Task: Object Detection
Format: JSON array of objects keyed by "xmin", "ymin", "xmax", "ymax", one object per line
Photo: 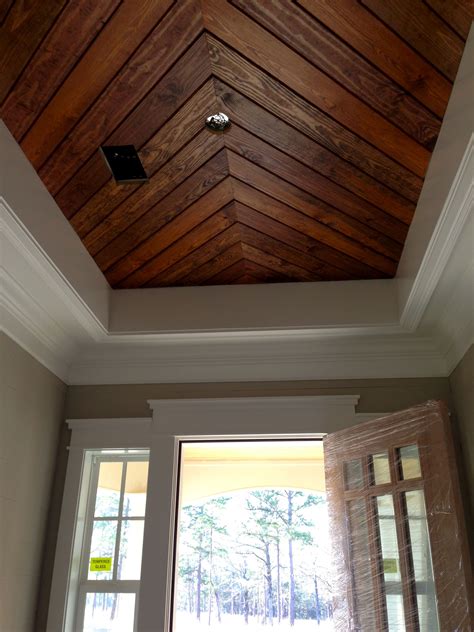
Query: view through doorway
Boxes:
[{"xmin": 173, "ymin": 440, "xmax": 334, "ymax": 631}]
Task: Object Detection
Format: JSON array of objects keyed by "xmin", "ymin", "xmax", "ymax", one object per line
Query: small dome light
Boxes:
[{"xmin": 205, "ymin": 112, "xmax": 231, "ymax": 132}]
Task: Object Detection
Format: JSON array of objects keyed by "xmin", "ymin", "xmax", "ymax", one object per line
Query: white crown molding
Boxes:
[{"xmin": 400, "ymin": 134, "xmax": 474, "ymax": 332}]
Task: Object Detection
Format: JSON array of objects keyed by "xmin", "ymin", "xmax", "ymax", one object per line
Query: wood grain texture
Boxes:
[
  {"xmin": 4, "ymin": 0, "xmax": 467, "ymax": 287},
  {"xmin": 232, "ymin": 180, "xmax": 386, "ymax": 279},
  {"xmin": 114, "ymin": 205, "xmax": 237, "ymax": 288},
  {"xmin": 67, "ymin": 81, "xmax": 218, "ymax": 230},
  {"xmin": 225, "ymin": 124, "xmax": 409, "ymax": 243},
  {"xmin": 215, "ymin": 81, "xmax": 415, "ymax": 223},
  {"xmin": 208, "ymin": 38, "xmax": 424, "ymax": 200},
  {"xmin": 202, "ymin": 0, "xmax": 430, "ymax": 176},
  {"xmin": 0, "ymin": 0, "xmax": 120, "ymax": 139},
  {"xmin": 95, "ymin": 157, "xmax": 231, "ymax": 278},
  {"xmin": 20, "ymin": 0, "xmax": 174, "ymax": 168},
  {"xmin": 362, "ymin": 0, "xmax": 465, "ymax": 81},
  {"xmin": 426, "ymin": 0, "xmax": 473, "ymax": 39},
  {"xmin": 228, "ymin": 152, "xmax": 399, "ymax": 272},
  {"xmin": 297, "ymin": 0, "xmax": 452, "ymax": 118},
  {"xmin": 0, "ymin": 0, "xmax": 67, "ymax": 104},
  {"xmin": 40, "ymin": 15, "xmax": 208, "ymax": 195},
  {"xmin": 156, "ymin": 226, "xmax": 243, "ymax": 286},
  {"xmin": 231, "ymin": 0, "xmax": 441, "ymax": 148}
]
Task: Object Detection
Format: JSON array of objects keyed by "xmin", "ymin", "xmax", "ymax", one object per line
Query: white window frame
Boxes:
[{"xmin": 48, "ymin": 396, "xmax": 371, "ymax": 632}]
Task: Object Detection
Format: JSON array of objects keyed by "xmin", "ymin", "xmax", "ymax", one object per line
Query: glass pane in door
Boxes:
[
  {"xmin": 375, "ymin": 494, "xmax": 405, "ymax": 631},
  {"xmin": 83, "ymin": 593, "xmax": 135, "ymax": 631},
  {"xmin": 404, "ymin": 490, "xmax": 439, "ymax": 631}
]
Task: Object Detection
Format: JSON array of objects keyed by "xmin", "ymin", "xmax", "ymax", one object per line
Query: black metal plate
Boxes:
[{"xmin": 100, "ymin": 145, "xmax": 148, "ymax": 184}]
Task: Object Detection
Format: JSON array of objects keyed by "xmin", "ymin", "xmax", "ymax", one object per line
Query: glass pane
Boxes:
[
  {"xmin": 375, "ymin": 494, "xmax": 405, "ymax": 631},
  {"xmin": 83, "ymin": 593, "xmax": 135, "ymax": 631},
  {"xmin": 344, "ymin": 458, "xmax": 364, "ymax": 490},
  {"xmin": 405, "ymin": 490, "xmax": 439, "ymax": 631},
  {"xmin": 123, "ymin": 461, "xmax": 149, "ymax": 517},
  {"xmin": 95, "ymin": 462, "xmax": 123, "ymax": 517},
  {"xmin": 370, "ymin": 452, "xmax": 391, "ymax": 485},
  {"xmin": 118, "ymin": 520, "xmax": 145, "ymax": 580},
  {"xmin": 88, "ymin": 520, "xmax": 117, "ymax": 580},
  {"xmin": 399, "ymin": 444, "xmax": 422, "ymax": 480},
  {"xmin": 347, "ymin": 498, "xmax": 376, "ymax": 629}
]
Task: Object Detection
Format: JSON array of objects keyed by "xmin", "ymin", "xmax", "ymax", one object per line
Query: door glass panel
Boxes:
[
  {"xmin": 83, "ymin": 593, "xmax": 135, "ymax": 631},
  {"xmin": 347, "ymin": 498, "xmax": 376, "ymax": 629},
  {"xmin": 344, "ymin": 459, "xmax": 364, "ymax": 490},
  {"xmin": 375, "ymin": 494, "xmax": 405, "ymax": 631},
  {"xmin": 123, "ymin": 461, "xmax": 149, "ymax": 517},
  {"xmin": 117, "ymin": 520, "xmax": 145, "ymax": 580},
  {"xmin": 404, "ymin": 490, "xmax": 439, "ymax": 631},
  {"xmin": 88, "ymin": 520, "xmax": 117, "ymax": 580},
  {"xmin": 398, "ymin": 444, "xmax": 422, "ymax": 480},
  {"xmin": 95, "ymin": 462, "xmax": 123, "ymax": 517},
  {"xmin": 370, "ymin": 452, "xmax": 391, "ymax": 485}
]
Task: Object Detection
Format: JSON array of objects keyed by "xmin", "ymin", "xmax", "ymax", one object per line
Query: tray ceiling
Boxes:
[{"xmin": 0, "ymin": 0, "xmax": 471, "ymax": 288}]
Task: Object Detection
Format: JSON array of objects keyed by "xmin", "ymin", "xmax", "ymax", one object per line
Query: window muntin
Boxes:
[{"xmin": 74, "ymin": 452, "xmax": 149, "ymax": 632}]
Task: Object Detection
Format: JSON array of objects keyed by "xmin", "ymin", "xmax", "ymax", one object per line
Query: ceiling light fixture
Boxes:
[{"xmin": 205, "ymin": 112, "xmax": 231, "ymax": 132}]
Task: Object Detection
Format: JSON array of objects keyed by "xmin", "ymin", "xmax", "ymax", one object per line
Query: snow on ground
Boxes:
[{"xmin": 174, "ymin": 612, "xmax": 335, "ymax": 632}]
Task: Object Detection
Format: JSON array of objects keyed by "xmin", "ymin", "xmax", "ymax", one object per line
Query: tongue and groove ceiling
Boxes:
[{"xmin": 0, "ymin": 0, "xmax": 471, "ymax": 288}]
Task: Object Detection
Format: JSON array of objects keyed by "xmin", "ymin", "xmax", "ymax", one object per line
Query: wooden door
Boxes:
[{"xmin": 324, "ymin": 401, "xmax": 473, "ymax": 631}]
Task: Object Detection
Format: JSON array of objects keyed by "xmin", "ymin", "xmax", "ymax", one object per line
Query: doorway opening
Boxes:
[{"xmin": 172, "ymin": 440, "xmax": 335, "ymax": 631}]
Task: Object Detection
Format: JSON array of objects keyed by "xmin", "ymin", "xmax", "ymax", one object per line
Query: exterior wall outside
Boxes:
[
  {"xmin": 449, "ymin": 344, "xmax": 474, "ymax": 539},
  {"xmin": 0, "ymin": 333, "xmax": 66, "ymax": 632}
]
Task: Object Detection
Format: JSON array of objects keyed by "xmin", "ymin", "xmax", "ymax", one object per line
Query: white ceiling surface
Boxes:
[{"xmin": 0, "ymin": 29, "xmax": 473, "ymax": 385}]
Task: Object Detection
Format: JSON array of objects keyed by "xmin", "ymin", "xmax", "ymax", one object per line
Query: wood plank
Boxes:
[
  {"xmin": 63, "ymin": 81, "xmax": 217, "ymax": 223},
  {"xmin": 0, "ymin": 0, "xmax": 67, "ymax": 104},
  {"xmin": 232, "ymin": 274, "xmax": 261, "ymax": 285},
  {"xmin": 239, "ymin": 225, "xmax": 326, "ymax": 280},
  {"xmin": 0, "ymin": 0, "xmax": 120, "ymax": 139},
  {"xmin": 232, "ymin": 179, "xmax": 387, "ymax": 279},
  {"xmin": 361, "ymin": 0, "xmax": 464, "ymax": 81},
  {"xmin": 242, "ymin": 244, "xmax": 314, "ymax": 281},
  {"xmin": 231, "ymin": 0, "xmax": 441, "ymax": 148},
  {"xmin": 215, "ymin": 81, "xmax": 415, "ymax": 223},
  {"xmin": 426, "ymin": 0, "xmax": 473, "ymax": 39},
  {"xmin": 235, "ymin": 204, "xmax": 349, "ymax": 281},
  {"xmin": 242, "ymin": 260, "xmax": 298, "ymax": 284},
  {"xmin": 177, "ymin": 240, "xmax": 244, "ymax": 286},
  {"xmin": 228, "ymin": 152, "xmax": 401, "ymax": 269},
  {"xmin": 209, "ymin": 39, "xmax": 423, "ymax": 201},
  {"xmin": 297, "ymin": 0, "xmax": 452, "ymax": 118},
  {"xmin": 39, "ymin": 8, "xmax": 208, "ymax": 195},
  {"xmin": 0, "ymin": 1, "xmax": 14, "ymax": 25},
  {"xmin": 150, "ymin": 224, "xmax": 242, "ymax": 286},
  {"xmin": 202, "ymin": 0, "xmax": 430, "ymax": 177},
  {"xmin": 73, "ymin": 127, "xmax": 223, "ymax": 242},
  {"xmin": 20, "ymin": 0, "xmax": 174, "ymax": 168},
  {"xmin": 204, "ymin": 259, "xmax": 248, "ymax": 285},
  {"xmin": 114, "ymin": 207, "xmax": 237, "ymax": 288},
  {"xmin": 225, "ymin": 124, "xmax": 408, "ymax": 243},
  {"xmin": 92, "ymin": 158, "xmax": 231, "ymax": 273}
]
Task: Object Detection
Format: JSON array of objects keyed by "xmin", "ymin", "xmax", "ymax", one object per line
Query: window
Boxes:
[{"xmin": 74, "ymin": 452, "xmax": 149, "ymax": 632}]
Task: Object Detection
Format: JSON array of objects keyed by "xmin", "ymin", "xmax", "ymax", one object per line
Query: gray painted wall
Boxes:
[
  {"xmin": 449, "ymin": 345, "xmax": 474, "ymax": 530},
  {"xmin": 0, "ymin": 334, "xmax": 66, "ymax": 632}
]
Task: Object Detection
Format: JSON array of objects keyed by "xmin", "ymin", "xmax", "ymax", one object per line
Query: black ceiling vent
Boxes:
[{"xmin": 100, "ymin": 145, "xmax": 148, "ymax": 184}]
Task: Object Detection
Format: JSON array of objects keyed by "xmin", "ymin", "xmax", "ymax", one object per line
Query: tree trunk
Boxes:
[
  {"xmin": 314, "ymin": 574, "xmax": 321, "ymax": 625},
  {"xmin": 208, "ymin": 527, "xmax": 213, "ymax": 625},
  {"xmin": 196, "ymin": 534, "xmax": 203, "ymax": 620},
  {"xmin": 276, "ymin": 539, "xmax": 282, "ymax": 622},
  {"xmin": 288, "ymin": 492, "xmax": 296, "ymax": 627},
  {"xmin": 264, "ymin": 542, "xmax": 274, "ymax": 625}
]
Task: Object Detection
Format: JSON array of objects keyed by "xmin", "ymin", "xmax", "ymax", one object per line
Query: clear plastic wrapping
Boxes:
[{"xmin": 324, "ymin": 400, "xmax": 473, "ymax": 631}]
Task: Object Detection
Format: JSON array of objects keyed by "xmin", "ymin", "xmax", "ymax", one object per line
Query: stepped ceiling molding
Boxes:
[
  {"xmin": 0, "ymin": 0, "xmax": 472, "ymax": 287},
  {"xmin": 0, "ymin": 4, "xmax": 473, "ymax": 385}
]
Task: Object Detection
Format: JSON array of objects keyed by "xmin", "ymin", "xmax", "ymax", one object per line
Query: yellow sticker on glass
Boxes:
[
  {"xmin": 383, "ymin": 558, "xmax": 398, "ymax": 574},
  {"xmin": 90, "ymin": 557, "xmax": 112, "ymax": 572}
]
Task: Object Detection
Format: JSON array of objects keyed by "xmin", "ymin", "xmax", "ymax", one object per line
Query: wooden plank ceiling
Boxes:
[{"xmin": 1, "ymin": 0, "xmax": 472, "ymax": 288}]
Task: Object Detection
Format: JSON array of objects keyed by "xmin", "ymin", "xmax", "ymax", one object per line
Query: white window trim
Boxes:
[{"xmin": 48, "ymin": 395, "xmax": 377, "ymax": 632}]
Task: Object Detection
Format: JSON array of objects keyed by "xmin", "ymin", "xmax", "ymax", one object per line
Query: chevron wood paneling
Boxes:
[{"xmin": 1, "ymin": 0, "xmax": 472, "ymax": 287}]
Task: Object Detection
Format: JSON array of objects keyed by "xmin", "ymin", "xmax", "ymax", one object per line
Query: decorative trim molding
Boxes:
[{"xmin": 400, "ymin": 134, "xmax": 474, "ymax": 331}]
